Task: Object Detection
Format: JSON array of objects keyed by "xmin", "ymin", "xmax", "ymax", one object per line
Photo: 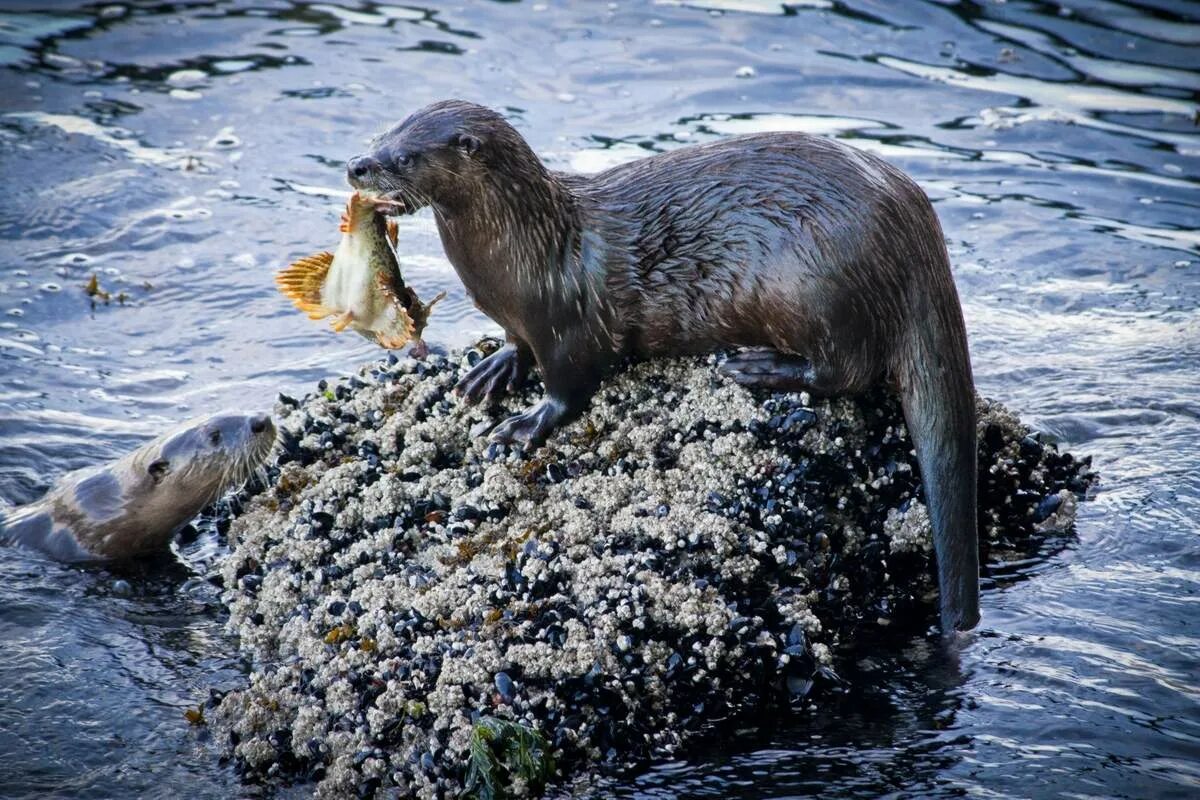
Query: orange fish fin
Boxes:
[
  {"xmin": 370, "ymin": 273, "xmax": 417, "ymax": 348},
  {"xmin": 301, "ymin": 304, "xmax": 336, "ymax": 320},
  {"xmin": 276, "ymin": 252, "xmax": 333, "ymax": 311},
  {"xmin": 339, "ymin": 191, "xmax": 370, "ymax": 233},
  {"xmin": 385, "ymin": 219, "xmax": 398, "ymax": 249},
  {"xmin": 401, "ymin": 306, "xmax": 416, "ymax": 340},
  {"xmin": 389, "ymin": 301, "xmax": 418, "ymax": 344},
  {"xmin": 329, "ymin": 310, "xmax": 355, "ymax": 333},
  {"xmin": 375, "ymin": 331, "xmax": 411, "ymax": 350},
  {"xmin": 338, "ymin": 192, "xmax": 354, "ymax": 233}
]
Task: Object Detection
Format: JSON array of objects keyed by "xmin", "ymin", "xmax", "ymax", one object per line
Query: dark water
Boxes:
[{"xmin": 0, "ymin": 0, "xmax": 1196, "ymax": 797}]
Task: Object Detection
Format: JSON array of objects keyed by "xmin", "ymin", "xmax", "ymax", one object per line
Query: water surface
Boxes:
[{"xmin": 0, "ymin": 1, "xmax": 1197, "ymax": 797}]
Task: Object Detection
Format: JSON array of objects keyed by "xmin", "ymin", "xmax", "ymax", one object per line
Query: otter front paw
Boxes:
[
  {"xmin": 489, "ymin": 398, "xmax": 567, "ymax": 446},
  {"xmin": 454, "ymin": 344, "xmax": 530, "ymax": 403}
]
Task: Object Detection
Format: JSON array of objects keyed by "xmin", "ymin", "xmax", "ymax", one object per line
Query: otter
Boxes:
[
  {"xmin": 347, "ymin": 100, "xmax": 979, "ymax": 632},
  {"xmin": 1, "ymin": 411, "xmax": 275, "ymax": 562}
]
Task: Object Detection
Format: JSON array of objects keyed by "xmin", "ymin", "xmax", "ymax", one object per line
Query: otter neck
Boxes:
[{"xmin": 433, "ymin": 166, "xmax": 582, "ymax": 337}]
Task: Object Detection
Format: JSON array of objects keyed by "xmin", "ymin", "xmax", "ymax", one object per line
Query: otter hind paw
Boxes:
[
  {"xmin": 489, "ymin": 398, "xmax": 567, "ymax": 447},
  {"xmin": 454, "ymin": 344, "xmax": 530, "ymax": 404},
  {"xmin": 720, "ymin": 349, "xmax": 828, "ymax": 394}
]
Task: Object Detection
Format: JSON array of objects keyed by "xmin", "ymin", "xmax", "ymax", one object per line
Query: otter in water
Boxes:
[
  {"xmin": 346, "ymin": 100, "xmax": 979, "ymax": 632},
  {"xmin": 1, "ymin": 411, "xmax": 275, "ymax": 562}
]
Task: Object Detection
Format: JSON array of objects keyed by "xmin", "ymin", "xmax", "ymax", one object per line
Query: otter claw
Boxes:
[
  {"xmin": 489, "ymin": 398, "xmax": 567, "ymax": 446},
  {"xmin": 454, "ymin": 344, "xmax": 529, "ymax": 404},
  {"xmin": 469, "ymin": 418, "xmax": 498, "ymax": 438}
]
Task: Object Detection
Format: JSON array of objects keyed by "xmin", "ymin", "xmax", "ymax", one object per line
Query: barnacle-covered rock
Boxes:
[{"xmin": 211, "ymin": 342, "xmax": 1095, "ymax": 798}]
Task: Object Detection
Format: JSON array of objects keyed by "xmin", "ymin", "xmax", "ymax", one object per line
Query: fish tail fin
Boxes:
[
  {"xmin": 424, "ymin": 290, "xmax": 447, "ymax": 311},
  {"xmin": 410, "ymin": 290, "xmax": 446, "ymax": 335}
]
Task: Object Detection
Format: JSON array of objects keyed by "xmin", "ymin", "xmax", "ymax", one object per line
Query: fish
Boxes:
[{"xmin": 275, "ymin": 191, "xmax": 444, "ymax": 351}]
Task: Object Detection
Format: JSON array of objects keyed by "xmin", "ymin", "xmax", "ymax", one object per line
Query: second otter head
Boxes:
[
  {"xmin": 347, "ymin": 100, "xmax": 542, "ymax": 216},
  {"xmin": 130, "ymin": 411, "xmax": 277, "ymax": 519},
  {"xmin": 66, "ymin": 411, "xmax": 277, "ymax": 560}
]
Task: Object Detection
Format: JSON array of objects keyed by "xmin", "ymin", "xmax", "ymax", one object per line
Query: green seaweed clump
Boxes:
[{"xmin": 463, "ymin": 717, "xmax": 555, "ymax": 799}]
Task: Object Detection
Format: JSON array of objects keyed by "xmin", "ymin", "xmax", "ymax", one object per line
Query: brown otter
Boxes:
[
  {"xmin": 347, "ymin": 100, "xmax": 979, "ymax": 632},
  {"xmin": 1, "ymin": 411, "xmax": 276, "ymax": 562}
]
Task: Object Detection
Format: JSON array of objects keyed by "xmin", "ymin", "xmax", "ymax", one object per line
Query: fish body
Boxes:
[{"xmin": 276, "ymin": 192, "xmax": 443, "ymax": 349}]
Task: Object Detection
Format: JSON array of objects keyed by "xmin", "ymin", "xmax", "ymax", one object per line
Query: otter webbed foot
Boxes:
[
  {"xmin": 721, "ymin": 349, "xmax": 835, "ymax": 395},
  {"xmin": 489, "ymin": 398, "xmax": 569, "ymax": 447},
  {"xmin": 455, "ymin": 344, "xmax": 531, "ymax": 403}
]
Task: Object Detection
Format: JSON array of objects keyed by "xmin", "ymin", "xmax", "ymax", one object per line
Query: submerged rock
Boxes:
[{"xmin": 212, "ymin": 341, "xmax": 1095, "ymax": 798}]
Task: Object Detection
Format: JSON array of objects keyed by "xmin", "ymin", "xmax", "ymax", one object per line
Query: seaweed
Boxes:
[{"xmin": 464, "ymin": 717, "xmax": 555, "ymax": 800}]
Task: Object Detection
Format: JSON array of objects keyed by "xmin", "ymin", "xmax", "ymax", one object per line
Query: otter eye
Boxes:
[
  {"xmin": 395, "ymin": 152, "xmax": 414, "ymax": 168},
  {"xmin": 148, "ymin": 459, "xmax": 170, "ymax": 482},
  {"xmin": 209, "ymin": 430, "xmax": 222, "ymax": 446}
]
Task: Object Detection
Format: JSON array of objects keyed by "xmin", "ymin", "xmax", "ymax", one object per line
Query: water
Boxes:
[{"xmin": 0, "ymin": 0, "xmax": 1196, "ymax": 797}]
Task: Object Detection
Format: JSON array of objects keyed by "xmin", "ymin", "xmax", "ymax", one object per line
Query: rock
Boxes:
[{"xmin": 209, "ymin": 347, "xmax": 1094, "ymax": 798}]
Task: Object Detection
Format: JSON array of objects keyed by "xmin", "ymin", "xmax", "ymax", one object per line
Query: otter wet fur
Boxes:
[
  {"xmin": 276, "ymin": 191, "xmax": 444, "ymax": 350},
  {"xmin": 347, "ymin": 100, "xmax": 979, "ymax": 632},
  {"xmin": 0, "ymin": 412, "xmax": 276, "ymax": 562}
]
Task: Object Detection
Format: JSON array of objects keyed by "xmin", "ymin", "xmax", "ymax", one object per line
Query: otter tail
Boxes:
[{"xmin": 896, "ymin": 288, "xmax": 980, "ymax": 632}]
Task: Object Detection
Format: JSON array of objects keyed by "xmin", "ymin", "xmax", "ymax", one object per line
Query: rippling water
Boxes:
[{"xmin": 0, "ymin": 1, "xmax": 1196, "ymax": 797}]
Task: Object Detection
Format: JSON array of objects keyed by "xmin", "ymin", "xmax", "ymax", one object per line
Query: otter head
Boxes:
[
  {"xmin": 67, "ymin": 411, "xmax": 276, "ymax": 559},
  {"xmin": 346, "ymin": 100, "xmax": 543, "ymax": 216}
]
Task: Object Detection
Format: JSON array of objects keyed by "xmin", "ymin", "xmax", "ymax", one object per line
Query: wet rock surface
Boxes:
[{"xmin": 212, "ymin": 340, "xmax": 1094, "ymax": 798}]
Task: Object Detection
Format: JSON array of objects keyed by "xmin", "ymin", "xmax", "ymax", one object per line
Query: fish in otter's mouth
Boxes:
[
  {"xmin": 364, "ymin": 192, "xmax": 417, "ymax": 217},
  {"xmin": 275, "ymin": 192, "xmax": 444, "ymax": 351}
]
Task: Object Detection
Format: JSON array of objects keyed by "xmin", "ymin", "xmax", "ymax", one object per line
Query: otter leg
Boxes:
[
  {"xmin": 720, "ymin": 348, "xmax": 845, "ymax": 396},
  {"xmin": 455, "ymin": 340, "xmax": 533, "ymax": 403},
  {"xmin": 490, "ymin": 349, "xmax": 602, "ymax": 446}
]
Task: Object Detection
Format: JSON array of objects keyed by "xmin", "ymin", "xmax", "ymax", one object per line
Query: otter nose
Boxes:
[
  {"xmin": 347, "ymin": 155, "xmax": 379, "ymax": 182},
  {"xmin": 249, "ymin": 414, "xmax": 271, "ymax": 434}
]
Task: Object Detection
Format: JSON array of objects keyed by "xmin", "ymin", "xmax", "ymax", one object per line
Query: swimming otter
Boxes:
[
  {"xmin": 1, "ymin": 411, "xmax": 275, "ymax": 562},
  {"xmin": 347, "ymin": 100, "xmax": 979, "ymax": 632}
]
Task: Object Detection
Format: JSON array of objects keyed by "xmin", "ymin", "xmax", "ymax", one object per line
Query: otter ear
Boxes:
[
  {"xmin": 147, "ymin": 459, "xmax": 170, "ymax": 484},
  {"xmin": 452, "ymin": 133, "xmax": 481, "ymax": 156}
]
